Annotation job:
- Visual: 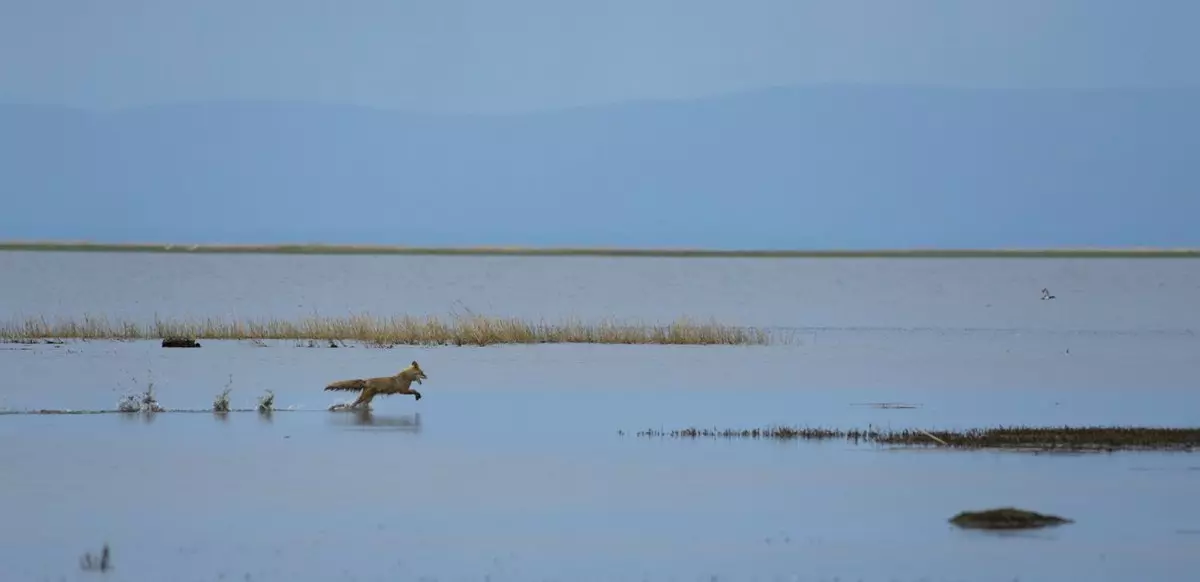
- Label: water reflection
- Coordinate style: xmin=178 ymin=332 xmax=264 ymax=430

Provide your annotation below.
xmin=956 ymin=528 xmax=1065 ymax=541
xmin=327 ymin=409 xmax=421 ymax=432
xmin=117 ymin=411 xmax=158 ymax=425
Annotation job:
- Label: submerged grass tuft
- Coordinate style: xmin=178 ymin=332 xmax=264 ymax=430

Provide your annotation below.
xmin=212 ymin=374 xmax=233 ymax=413
xmin=257 ymin=390 xmax=275 ymax=413
xmin=0 ymin=313 xmax=773 ymax=346
xmin=212 ymin=389 xmax=231 ymax=413
xmin=637 ymin=424 xmax=1200 ymax=451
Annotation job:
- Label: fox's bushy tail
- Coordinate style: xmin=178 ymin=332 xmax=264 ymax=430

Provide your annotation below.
xmin=325 ymin=378 xmax=367 ymax=392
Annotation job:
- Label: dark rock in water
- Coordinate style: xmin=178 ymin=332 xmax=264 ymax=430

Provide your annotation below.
xmin=949 ymin=507 xmax=1073 ymax=530
xmin=161 ymin=337 xmax=200 ymax=348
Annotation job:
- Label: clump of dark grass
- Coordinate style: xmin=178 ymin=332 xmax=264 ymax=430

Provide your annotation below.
xmin=211 ymin=374 xmax=233 ymax=413
xmin=949 ymin=507 xmax=1073 ymax=530
xmin=636 ymin=424 xmax=1200 ymax=451
xmin=876 ymin=425 xmax=1200 ymax=451
xmin=257 ymin=389 xmax=275 ymax=413
xmin=0 ymin=313 xmax=775 ymax=346
xmin=212 ymin=391 xmax=231 ymax=413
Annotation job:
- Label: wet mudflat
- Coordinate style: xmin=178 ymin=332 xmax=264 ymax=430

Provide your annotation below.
xmin=2 ymin=334 xmax=1200 ymax=582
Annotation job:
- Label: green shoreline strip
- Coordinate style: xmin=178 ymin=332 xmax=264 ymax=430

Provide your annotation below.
xmin=2 ymin=241 xmax=1198 ymax=258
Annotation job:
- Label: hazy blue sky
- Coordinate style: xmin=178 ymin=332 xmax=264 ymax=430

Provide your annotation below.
xmin=2 ymin=1 xmax=1198 ymax=248
xmin=3 ymin=0 xmax=1199 ymax=113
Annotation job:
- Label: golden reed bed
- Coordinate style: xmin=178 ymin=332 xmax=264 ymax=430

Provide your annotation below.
xmin=0 ymin=314 xmax=773 ymax=346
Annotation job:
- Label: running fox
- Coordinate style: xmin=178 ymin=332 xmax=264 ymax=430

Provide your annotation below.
xmin=325 ymin=361 xmax=428 ymax=410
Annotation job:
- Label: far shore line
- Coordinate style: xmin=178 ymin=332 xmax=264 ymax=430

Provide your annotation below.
xmin=2 ymin=241 xmax=1198 ymax=258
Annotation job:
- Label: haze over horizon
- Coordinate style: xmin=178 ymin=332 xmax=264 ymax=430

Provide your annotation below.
xmin=2 ymin=1 xmax=1197 ymax=249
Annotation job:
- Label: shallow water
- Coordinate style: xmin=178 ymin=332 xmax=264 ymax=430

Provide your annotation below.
xmin=3 ymin=251 xmax=1200 ymax=332
xmin=2 ymin=252 xmax=1199 ymax=581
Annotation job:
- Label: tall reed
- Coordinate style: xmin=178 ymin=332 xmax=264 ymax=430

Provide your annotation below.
xmin=0 ymin=314 xmax=773 ymax=346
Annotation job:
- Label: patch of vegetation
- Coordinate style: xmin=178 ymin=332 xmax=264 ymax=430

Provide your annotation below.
xmin=890 ymin=425 xmax=1200 ymax=451
xmin=636 ymin=424 xmax=1200 ymax=451
xmin=211 ymin=374 xmax=236 ymax=413
xmin=949 ymin=507 xmax=1073 ymax=530
xmin=212 ymin=391 xmax=231 ymax=413
xmin=211 ymin=372 xmax=231 ymax=412
xmin=0 ymin=313 xmax=773 ymax=346
xmin=257 ymin=389 xmax=275 ymax=413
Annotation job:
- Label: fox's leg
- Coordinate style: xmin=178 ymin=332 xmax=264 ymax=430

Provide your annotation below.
xmin=350 ymin=389 xmax=374 ymax=409
xmin=411 ymin=389 xmax=422 ymax=401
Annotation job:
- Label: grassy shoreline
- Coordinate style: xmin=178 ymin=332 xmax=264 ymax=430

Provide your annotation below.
xmin=0 ymin=314 xmax=774 ymax=346
xmin=636 ymin=425 xmax=1200 ymax=451
xmin=2 ymin=241 xmax=1198 ymax=258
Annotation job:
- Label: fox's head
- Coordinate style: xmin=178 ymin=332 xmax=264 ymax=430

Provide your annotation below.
xmin=403 ymin=360 xmax=428 ymax=384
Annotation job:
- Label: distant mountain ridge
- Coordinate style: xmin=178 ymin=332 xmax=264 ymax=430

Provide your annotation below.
xmin=2 ymin=84 xmax=1197 ymax=248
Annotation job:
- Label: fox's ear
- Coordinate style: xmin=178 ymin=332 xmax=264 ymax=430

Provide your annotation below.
xmin=412 ymin=360 xmax=419 ymax=367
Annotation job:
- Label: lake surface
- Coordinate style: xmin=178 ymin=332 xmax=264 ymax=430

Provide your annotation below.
xmin=2 ymin=251 xmax=1199 ymax=582
xmin=4 ymin=251 xmax=1200 ymax=332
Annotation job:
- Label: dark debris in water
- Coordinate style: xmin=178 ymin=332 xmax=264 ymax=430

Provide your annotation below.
xmin=949 ymin=507 xmax=1073 ymax=530
xmin=635 ymin=425 xmax=1200 ymax=452
xmin=161 ymin=337 xmax=201 ymax=348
